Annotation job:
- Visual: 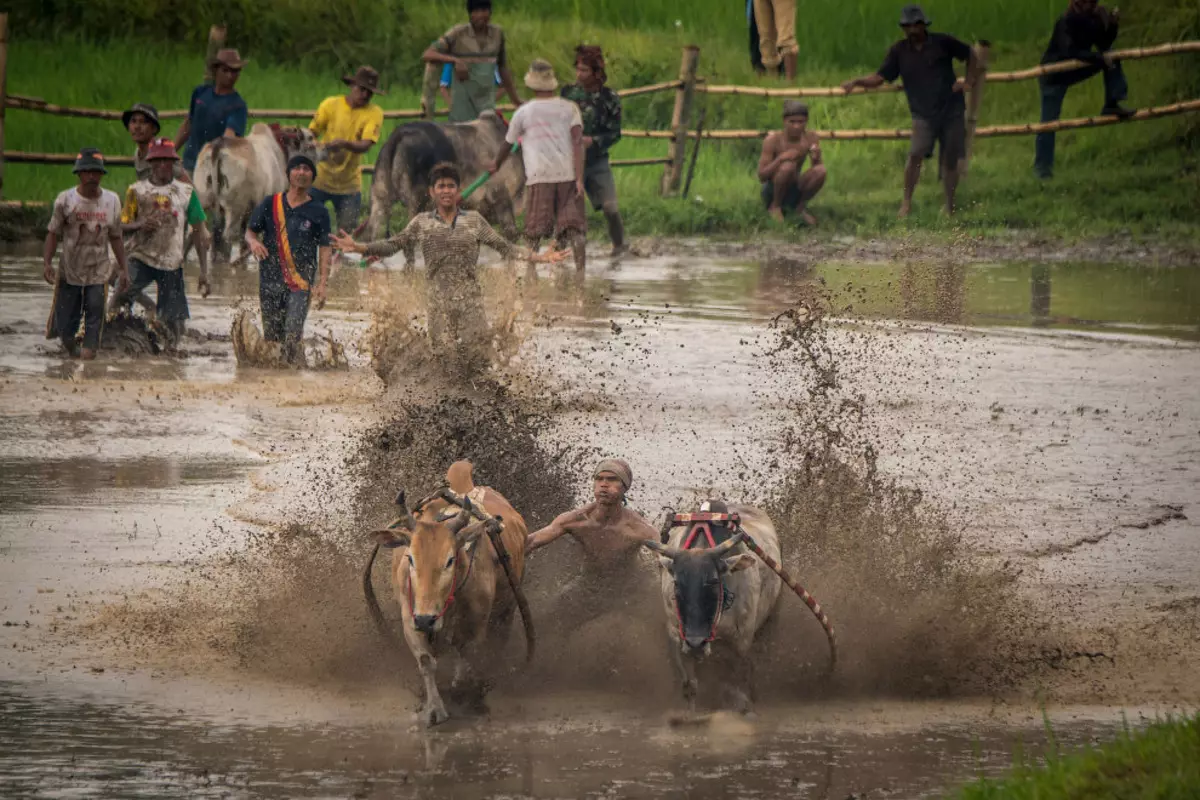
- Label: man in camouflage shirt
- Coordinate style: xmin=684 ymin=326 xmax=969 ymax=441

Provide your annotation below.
xmin=561 ymin=45 xmax=627 ymax=257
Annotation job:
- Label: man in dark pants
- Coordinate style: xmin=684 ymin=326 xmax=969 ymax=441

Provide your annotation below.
xmin=842 ymin=4 xmax=975 ymax=217
xmin=1034 ymin=0 xmax=1133 ymax=179
xmin=43 ymin=149 xmax=128 ymax=359
xmin=245 ymin=155 xmax=332 ymax=365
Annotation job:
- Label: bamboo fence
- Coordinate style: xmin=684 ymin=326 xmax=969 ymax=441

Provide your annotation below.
xmin=0 ymin=19 xmax=1197 ymax=200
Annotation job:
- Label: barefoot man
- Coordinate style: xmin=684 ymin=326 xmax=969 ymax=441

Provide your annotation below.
xmin=525 ymin=459 xmax=660 ymax=621
xmin=758 ymin=100 xmax=826 ymax=226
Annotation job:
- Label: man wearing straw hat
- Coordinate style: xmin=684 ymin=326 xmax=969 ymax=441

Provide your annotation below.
xmin=842 ymin=5 xmax=975 ymax=218
xmin=1034 ymin=0 xmax=1134 ymax=179
xmin=308 ymin=66 xmax=386 ymax=234
xmin=43 ymin=149 xmax=128 ymax=360
xmin=490 ymin=59 xmax=588 ymax=270
xmin=175 ymin=48 xmax=249 ymax=174
xmin=757 ymin=100 xmax=826 ymax=225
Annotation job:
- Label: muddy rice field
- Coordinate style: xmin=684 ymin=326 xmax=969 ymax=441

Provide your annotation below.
xmin=1 ymin=240 xmax=1198 ymax=798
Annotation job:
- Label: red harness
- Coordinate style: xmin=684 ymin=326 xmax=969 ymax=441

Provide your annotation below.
xmin=673 ymin=519 xmax=734 ymax=645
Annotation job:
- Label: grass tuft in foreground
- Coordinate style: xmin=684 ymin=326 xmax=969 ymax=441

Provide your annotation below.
xmin=950 ymin=714 xmax=1200 ymax=800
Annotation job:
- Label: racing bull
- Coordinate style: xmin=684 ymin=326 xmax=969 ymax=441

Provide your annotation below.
xmin=644 ymin=502 xmax=783 ymax=714
xmin=364 ymin=460 xmax=529 ymax=727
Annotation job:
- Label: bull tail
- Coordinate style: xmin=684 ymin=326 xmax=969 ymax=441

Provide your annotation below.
xmin=362 ymin=543 xmax=405 ymax=652
xmin=446 ymin=460 xmax=475 ymax=495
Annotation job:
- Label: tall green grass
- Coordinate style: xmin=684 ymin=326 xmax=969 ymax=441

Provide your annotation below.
xmin=4 ymin=1 xmax=1198 ymax=240
xmin=949 ymin=714 xmax=1200 ymax=799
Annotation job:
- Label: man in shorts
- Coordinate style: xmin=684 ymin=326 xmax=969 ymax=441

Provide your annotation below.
xmin=561 ymin=45 xmax=627 ymax=258
xmin=757 ymin=100 xmax=827 ymax=225
xmin=842 ymin=4 xmax=975 ymax=217
xmin=490 ymin=59 xmax=587 ymax=270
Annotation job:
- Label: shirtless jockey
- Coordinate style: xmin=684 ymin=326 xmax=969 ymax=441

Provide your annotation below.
xmin=757 ymin=100 xmax=826 ymax=226
xmin=525 ymin=458 xmax=659 ymax=575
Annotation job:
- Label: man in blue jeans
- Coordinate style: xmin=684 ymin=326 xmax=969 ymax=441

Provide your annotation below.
xmin=1034 ymin=0 xmax=1133 ymax=179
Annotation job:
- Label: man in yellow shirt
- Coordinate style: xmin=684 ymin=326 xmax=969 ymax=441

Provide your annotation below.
xmin=308 ymin=66 xmax=386 ymax=234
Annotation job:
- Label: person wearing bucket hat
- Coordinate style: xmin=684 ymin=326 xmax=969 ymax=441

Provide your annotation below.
xmin=43 ymin=148 xmax=128 ymax=359
xmin=757 ymin=99 xmax=826 ymax=225
xmin=491 ymin=59 xmax=589 ymax=270
xmin=842 ymin=4 xmax=976 ymax=218
xmin=124 ymin=103 xmax=188 ymax=182
xmin=115 ymin=138 xmax=210 ymax=346
xmin=307 ymin=67 xmax=386 ymax=234
xmin=244 ymin=154 xmax=333 ymax=365
xmin=423 ymin=0 xmax=522 ymax=123
xmin=175 ymin=48 xmax=249 ymax=173
xmin=1034 ymin=0 xmax=1133 ymax=179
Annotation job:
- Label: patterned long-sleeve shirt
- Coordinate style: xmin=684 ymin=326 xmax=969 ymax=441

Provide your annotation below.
xmin=362 ymin=210 xmax=522 ymax=276
xmin=560 ymin=84 xmax=622 ymax=163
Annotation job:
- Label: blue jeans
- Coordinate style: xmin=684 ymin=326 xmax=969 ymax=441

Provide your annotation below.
xmin=309 ymin=187 xmax=362 ymax=233
xmin=1034 ymin=61 xmax=1128 ymax=176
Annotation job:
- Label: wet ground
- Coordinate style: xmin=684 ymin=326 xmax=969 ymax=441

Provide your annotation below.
xmin=1 ymin=247 xmax=1197 ymax=798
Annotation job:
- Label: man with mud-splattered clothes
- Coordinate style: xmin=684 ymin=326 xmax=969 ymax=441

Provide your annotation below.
xmin=526 ymin=458 xmax=658 ymax=574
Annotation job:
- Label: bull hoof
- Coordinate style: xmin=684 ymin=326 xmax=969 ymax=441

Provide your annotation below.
xmin=420 ymin=705 xmax=450 ymax=728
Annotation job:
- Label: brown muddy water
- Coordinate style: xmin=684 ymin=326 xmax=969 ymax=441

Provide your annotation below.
xmin=1 ymin=247 xmax=1198 ymax=798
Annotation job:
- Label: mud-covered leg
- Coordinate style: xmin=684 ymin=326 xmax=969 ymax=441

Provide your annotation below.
xmin=669 ymin=638 xmax=699 ymax=712
xmin=726 ymin=642 xmax=755 ymax=715
xmin=414 ymin=652 xmax=449 ymax=727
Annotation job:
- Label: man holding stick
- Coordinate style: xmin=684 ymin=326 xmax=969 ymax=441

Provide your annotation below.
xmin=757 ymin=100 xmax=826 ymax=225
xmin=842 ymin=4 xmax=975 ymax=217
xmin=1034 ymin=0 xmax=1133 ymax=179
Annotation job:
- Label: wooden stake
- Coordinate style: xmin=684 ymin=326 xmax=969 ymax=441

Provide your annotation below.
xmin=421 ymin=62 xmax=440 ymax=121
xmin=203 ymin=24 xmax=227 ymax=85
xmin=660 ymin=45 xmax=700 ymax=197
xmin=961 ymin=40 xmax=991 ymax=177
xmin=0 ymin=14 xmax=8 ymax=200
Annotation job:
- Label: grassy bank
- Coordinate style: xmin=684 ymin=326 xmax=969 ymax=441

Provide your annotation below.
xmin=949 ymin=714 xmax=1200 ymax=799
xmin=3 ymin=0 xmax=1198 ymax=242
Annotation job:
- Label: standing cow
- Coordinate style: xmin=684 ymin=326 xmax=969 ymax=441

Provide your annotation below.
xmin=193 ymin=123 xmax=323 ymax=265
xmin=365 ymin=111 xmax=524 ymax=266
xmin=644 ymin=503 xmax=783 ymax=714
xmin=364 ymin=460 xmax=529 ymax=727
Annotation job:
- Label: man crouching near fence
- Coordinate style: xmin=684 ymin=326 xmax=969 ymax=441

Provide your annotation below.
xmin=757 ymin=100 xmax=826 ymax=226
xmin=43 ymin=149 xmax=128 ymax=359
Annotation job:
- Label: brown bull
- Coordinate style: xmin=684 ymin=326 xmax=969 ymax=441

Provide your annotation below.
xmin=364 ymin=460 xmax=528 ymax=727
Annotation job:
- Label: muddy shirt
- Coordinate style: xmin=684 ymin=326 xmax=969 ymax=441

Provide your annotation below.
xmin=560 ymin=84 xmax=622 ymax=162
xmin=248 ymin=193 xmax=332 ymax=289
xmin=434 ymin=22 xmax=508 ymax=123
xmin=120 ymin=179 xmax=206 ymax=271
xmin=48 ymin=187 xmax=122 ymax=286
xmin=878 ymin=33 xmax=971 ymax=122
xmin=506 ymin=98 xmax=582 ymax=185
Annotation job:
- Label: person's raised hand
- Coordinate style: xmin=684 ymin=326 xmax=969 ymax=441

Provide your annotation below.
xmin=330 ymin=230 xmax=361 ymax=254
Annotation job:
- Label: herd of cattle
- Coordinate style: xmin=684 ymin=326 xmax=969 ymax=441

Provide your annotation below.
xmin=194 ymin=111 xmax=523 ymax=264
xmin=362 ymin=461 xmax=785 ymax=728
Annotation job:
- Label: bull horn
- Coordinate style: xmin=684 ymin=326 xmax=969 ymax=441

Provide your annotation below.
xmin=643 ymin=539 xmax=680 ymax=559
xmin=393 ymin=489 xmax=417 ymax=529
xmin=711 ymin=530 xmax=746 ymax=556
xmin=446 ymin=501 xmax=473 ymax=535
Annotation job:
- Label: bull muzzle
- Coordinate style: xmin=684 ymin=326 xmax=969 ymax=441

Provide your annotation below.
xmin=413 ymin=613 xmax=440 ymax=634
xmin=683 ymin=637 xmax=712 ymax=657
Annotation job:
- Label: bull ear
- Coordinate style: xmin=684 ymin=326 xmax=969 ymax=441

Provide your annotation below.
xmin=372 ymin=528 xmax=412 ymax=549
xmin=721 ymin=553 xmax=755 ymax=573
xmin=657 ymin=556 xmax=674 ymax=572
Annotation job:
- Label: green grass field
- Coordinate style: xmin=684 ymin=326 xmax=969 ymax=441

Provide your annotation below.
xmin=3 ymin=0 xmax=1198 ymax=241
xmin=949 ymin=714 xmax=1200 ymax=799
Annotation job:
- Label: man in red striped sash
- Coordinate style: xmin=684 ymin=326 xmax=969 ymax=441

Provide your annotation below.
xmin=244 ymin=154 xmax=332 ymax=365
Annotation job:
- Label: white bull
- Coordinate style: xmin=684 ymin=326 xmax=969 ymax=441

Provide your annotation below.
xmin=644 ymin=504 xmax=783 ymax=714
xmin=193 ymin=123 xmax=323 ymax=265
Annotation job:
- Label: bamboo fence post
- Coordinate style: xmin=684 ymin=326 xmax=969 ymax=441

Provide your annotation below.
xmin=960 ymin=40 xmax=991 ymax=177
xmin=0 ymin=13 xmax=8 ymax=200
xmin=203 ymin=24 xmax=227 ymax=85
xmin=660 ymin=45 xmax=700 ymax=197
xmin=421 ymin=62 xmax=440 ymax=121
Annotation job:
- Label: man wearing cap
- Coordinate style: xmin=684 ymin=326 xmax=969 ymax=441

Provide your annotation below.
xmin=526 ymin=458 xmax=659 ymax=571
xmin=491 ymin=59 xmax=587 ymax=270
xmin=308 ymin=67 xmax=386 ymax=235
xmin=244 ymin=154 xmax=333 ymax=365
xmin=842 ymin=5 xmax=976 ymax=217
xmin=123 ymin=103 xmax=189 ymax=182
xmin=561 ymin=45 xmax=627 ymax=258
xmin=1034 ymin=0 xmax=1134 ymax=179
xmin=175 ymin=48 xmax=249 ymax=174
xmin=116 ymin=139 xmax=209 ymax=344
xmin=423 ymin=0 xmax=522 ymax=123
xmin=43 ymin=149 xmax=128 ymax=359
xmin=757 ymin=100 xmax=826 ymax=225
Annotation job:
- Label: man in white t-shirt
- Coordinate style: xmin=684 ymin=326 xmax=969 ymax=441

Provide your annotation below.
xmin=489 ymin=59 xmax=587 ymax=270
xmin=43 ymin=148 xmax=128 ymax=359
